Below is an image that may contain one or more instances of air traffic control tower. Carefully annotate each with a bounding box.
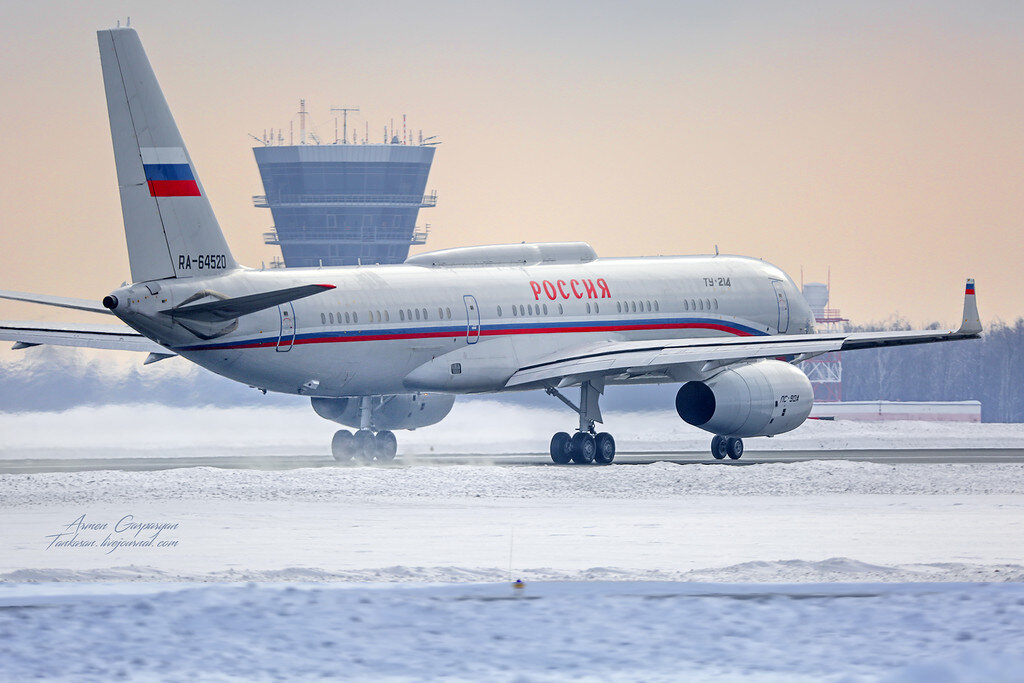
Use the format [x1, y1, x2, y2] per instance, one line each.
[253, 104, 437, 267]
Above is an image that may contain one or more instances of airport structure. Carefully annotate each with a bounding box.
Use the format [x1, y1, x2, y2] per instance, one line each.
[800, 280, 848, 402]
[253, 103, 438, 267]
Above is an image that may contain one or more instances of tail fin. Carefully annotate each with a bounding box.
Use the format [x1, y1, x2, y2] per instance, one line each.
[97, 27, 237, 283]
[958, 278, 982, 335]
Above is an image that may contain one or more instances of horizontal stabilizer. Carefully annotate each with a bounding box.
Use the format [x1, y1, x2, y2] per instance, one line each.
[0, 321, 169, 353]
[162, 284, 335, 322]
[0, 289, 110, 314]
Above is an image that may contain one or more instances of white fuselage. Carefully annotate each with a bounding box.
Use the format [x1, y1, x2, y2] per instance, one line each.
[109, 254, 815, 398]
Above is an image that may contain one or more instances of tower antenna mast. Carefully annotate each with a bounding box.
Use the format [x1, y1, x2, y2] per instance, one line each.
[330, 106, 360, 144]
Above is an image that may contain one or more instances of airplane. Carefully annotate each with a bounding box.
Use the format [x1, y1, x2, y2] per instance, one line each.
[0, 27, 982, 464]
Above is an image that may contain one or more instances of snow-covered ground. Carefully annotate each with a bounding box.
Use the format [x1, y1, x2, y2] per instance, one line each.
[3, 405, 1024, 680]
[1, 580, 1023, 682]
[2, 402, 1024, 459]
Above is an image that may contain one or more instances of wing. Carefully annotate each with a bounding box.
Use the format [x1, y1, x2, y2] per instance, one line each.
[507, 279, 982, 389]
[0, 321, 171, 355]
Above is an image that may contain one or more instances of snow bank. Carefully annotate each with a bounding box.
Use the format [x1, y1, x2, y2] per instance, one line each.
[2, 402, 1024, 459]
[1, 581, 1022, 681]
[4, 460, 1024, 507]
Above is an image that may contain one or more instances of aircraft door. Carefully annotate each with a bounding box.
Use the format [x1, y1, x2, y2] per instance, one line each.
[772, 281, 790, 334]
[277, 303, 296, 351]
[463, 295, 480, 344]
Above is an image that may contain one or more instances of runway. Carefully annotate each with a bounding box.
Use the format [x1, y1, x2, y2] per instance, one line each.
[3, 448, 1024, 473]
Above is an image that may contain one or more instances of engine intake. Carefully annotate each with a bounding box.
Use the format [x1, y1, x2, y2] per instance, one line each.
[675, 360, 813, 437]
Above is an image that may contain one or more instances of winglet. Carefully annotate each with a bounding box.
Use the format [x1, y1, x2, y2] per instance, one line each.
[958, 278, 982, 335]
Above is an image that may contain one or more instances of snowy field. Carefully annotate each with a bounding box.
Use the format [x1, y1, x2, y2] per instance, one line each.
[2, 581, 1024, 682]
[2, 405, 1024, 680]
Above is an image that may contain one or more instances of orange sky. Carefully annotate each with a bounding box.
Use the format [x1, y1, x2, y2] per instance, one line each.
[1, 1, 1021, 338]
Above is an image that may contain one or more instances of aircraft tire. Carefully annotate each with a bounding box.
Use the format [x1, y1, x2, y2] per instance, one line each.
[711, 435, 727, 460]
[376, 430, 398, 461]
[331, 430, 354, 462]
[570, 432, 596, 464]
[353, 429, 377, 462]
[726, 437, 744, 460]
[550, 432, 572, 464]
[594, 432, 616, 465]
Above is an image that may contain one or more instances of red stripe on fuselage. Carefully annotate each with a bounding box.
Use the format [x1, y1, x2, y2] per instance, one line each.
[182, 321, 758, 352]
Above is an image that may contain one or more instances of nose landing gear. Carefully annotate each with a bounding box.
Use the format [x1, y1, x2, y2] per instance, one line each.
[546, 381, 616, 465]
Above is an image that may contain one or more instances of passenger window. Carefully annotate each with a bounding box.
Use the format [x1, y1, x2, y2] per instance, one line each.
[713, 299, 718, 310]
[543, 304, 548, 315]
[691, 299, 697, 310]
[353, 312, 358, 323]
[558, 303, 564, 315]
[520, 305, 525, 316]
[329, 312, 334, 324]
[321, 313, 326, 324]
[616, 302, 622, 313]
[438, 307, 444, 319]
[377, 311, 383, 322]
[385, 310, 390, 322]
[528, 304, 534, 316]
[512, 305, 518, 317]
[594, 303, 600, 314]
[415, 309, 421, 321]
[407, 309, 413, 320]
[654, 301, 659, 312]
[422, 308, 428, 320]
[400, 309, 405, 321]
[497, 305, 503, 317]
[699, 299, 704, 311]
[345, 312, 351, 324]
[631, 301, 637, 313]
[645, 301, 650, 312]
[684, 300, 689, 311]
[446, 307, 451, 319]
[586, 302, 591, 314]
[705, 298, 711, 310]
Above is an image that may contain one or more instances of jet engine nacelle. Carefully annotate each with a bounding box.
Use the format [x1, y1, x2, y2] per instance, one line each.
[311, 393, 456, 431]
[675, 360, 813, 438]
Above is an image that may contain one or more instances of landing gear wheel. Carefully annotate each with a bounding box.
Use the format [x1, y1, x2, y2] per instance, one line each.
[550, 432, 572, 464]
[570, 432, 596, 464]
[711, 435, 728, 460]
[376, 430, 398, 461]
[594, 432, 616, 465]
[726, 437, 744, 460]
[353, 429, 377, 462]
[331, 430, 354, 462]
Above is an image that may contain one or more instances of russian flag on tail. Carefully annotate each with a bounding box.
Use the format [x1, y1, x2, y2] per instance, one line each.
[965, 279, 976, 296]
[140, 147, 200, 197]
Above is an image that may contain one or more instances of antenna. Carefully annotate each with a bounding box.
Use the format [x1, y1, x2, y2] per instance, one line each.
[402, 114, 407, 145]
[330, 106, 360, 145]
[298, 99, 307, 145]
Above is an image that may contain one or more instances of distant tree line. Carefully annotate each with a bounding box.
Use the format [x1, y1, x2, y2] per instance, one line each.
[840, 319, 1024, 422]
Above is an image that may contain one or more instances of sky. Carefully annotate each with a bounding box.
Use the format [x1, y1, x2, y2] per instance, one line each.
[0, 1, 1021, 334]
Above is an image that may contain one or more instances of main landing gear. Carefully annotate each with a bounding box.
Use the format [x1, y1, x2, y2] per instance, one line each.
[331, 396, 399, 463]
[331, 429, 398, 462]
[546, 380, 616, 465]
[710, 435, 744, 460]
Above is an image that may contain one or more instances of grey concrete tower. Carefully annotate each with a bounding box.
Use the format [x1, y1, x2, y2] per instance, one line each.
[253, 143, 437, 267]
